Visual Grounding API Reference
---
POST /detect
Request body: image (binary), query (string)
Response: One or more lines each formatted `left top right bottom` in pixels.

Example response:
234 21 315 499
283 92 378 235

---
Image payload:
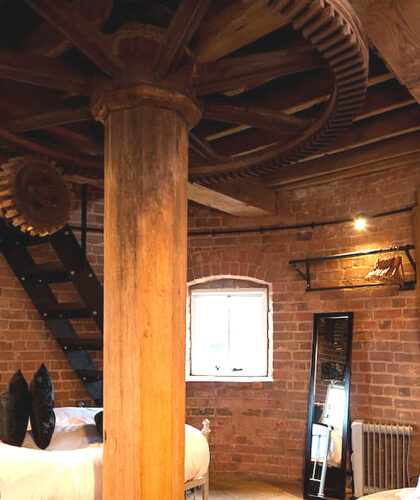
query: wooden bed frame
184 419 211 500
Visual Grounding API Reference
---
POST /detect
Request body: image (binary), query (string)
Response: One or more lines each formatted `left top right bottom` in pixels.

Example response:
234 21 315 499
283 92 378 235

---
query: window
187 283 272 381
324 383 345 429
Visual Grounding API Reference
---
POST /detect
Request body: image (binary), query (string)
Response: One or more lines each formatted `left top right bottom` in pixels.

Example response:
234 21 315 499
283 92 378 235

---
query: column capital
91 83 202 127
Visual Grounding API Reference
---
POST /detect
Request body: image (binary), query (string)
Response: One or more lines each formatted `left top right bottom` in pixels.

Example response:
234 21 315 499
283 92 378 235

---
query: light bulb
354 215 367 231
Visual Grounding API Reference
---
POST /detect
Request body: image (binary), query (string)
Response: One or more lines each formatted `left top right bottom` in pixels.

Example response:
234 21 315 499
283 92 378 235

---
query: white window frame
186 284 273 382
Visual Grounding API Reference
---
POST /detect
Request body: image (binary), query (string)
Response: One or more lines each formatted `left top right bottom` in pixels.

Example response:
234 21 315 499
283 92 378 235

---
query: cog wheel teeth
0 155 72 237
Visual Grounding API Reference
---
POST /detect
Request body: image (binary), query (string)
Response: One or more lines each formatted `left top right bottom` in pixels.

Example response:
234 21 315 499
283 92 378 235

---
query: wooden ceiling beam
0 49 93 94
350 0 420 103
275 152 420 191
193 47 323 96
193 0 291 63
188 180 275 217
0 126 103 170
203 101 310 134
189 132 227 164
8 105 92 133
264 131 420 188
202 86 416 158
25 0 122 78
198 74 407 145
24 0 113 57
301 105 420 160
153 0 211 79
46 126 103 158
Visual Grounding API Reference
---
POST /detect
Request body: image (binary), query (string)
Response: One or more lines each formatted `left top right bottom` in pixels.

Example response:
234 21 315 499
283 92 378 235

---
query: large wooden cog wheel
0 156 73 236
189 0 369 182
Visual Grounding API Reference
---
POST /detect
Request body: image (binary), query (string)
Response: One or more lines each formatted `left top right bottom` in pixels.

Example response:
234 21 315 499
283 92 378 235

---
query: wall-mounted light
354 214 368 231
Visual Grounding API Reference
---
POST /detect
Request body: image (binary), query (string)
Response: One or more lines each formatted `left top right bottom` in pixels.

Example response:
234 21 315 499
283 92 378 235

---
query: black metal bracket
289 244 416 292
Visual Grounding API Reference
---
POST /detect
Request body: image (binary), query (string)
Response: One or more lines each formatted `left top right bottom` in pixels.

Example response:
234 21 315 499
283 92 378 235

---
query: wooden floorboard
187 474 303 499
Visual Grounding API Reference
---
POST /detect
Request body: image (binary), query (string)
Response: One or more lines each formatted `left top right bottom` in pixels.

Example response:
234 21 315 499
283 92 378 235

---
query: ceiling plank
203 86 416 158
24 0 113 57
9 105 92 132
275 152 420 191
301 105 420 160
188 181 274 217
264 131 420 188
25 0 122 77
0 126 103 170
203 101 310 134
193 0 291 63
195 68 396 143
0 49 93 94
46 126 103 157
153 0 211 79
194 47 323 96
350 0 420 103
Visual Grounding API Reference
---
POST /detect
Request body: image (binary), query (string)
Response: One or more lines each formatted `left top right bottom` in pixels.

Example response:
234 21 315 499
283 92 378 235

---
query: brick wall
186 164 420 482
0 166 419 484
0 186 103 406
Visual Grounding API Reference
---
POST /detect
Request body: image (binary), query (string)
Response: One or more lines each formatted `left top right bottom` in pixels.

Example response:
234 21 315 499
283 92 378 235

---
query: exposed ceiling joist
201 76 411 146
193 0 291 63
203 101 310 134
300 105 420 160
264 131 420 188
350 0 420 103
25 0 122 78
0 49 93 94
24 0 113 57
188 181 275 217
0 126 103 170
153 0 211 79
189 132 227 164
9 106 92 133
275 152 420 191
193 47 323 96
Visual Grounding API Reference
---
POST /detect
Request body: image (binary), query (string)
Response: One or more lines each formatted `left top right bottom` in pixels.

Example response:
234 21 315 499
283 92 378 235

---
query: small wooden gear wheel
0 155 73 236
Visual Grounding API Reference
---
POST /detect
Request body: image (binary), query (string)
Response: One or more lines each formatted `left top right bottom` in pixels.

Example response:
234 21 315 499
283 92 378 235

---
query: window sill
186 375 273 383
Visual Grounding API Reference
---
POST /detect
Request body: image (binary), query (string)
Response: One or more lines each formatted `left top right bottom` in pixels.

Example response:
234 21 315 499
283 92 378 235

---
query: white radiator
352 420 413 497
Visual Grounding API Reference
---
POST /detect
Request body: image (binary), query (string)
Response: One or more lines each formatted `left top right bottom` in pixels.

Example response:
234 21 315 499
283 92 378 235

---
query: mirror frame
303 312 354 500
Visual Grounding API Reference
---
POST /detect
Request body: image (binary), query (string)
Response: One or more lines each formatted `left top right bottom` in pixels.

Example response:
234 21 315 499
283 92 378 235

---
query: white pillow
22 424 102 451
53 407 102 427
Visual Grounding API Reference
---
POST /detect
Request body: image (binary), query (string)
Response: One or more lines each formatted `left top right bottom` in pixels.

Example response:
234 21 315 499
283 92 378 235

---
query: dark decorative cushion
29 363 55 449
0 370 30 446
94 411 103 437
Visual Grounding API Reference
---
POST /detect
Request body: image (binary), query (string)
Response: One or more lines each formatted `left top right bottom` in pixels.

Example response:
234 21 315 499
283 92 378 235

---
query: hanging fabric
365 255 405 285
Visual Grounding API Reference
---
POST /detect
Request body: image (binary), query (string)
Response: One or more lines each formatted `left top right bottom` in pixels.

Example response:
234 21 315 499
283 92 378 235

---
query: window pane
229 294 267 376
191 294 229 375
189 289 268 378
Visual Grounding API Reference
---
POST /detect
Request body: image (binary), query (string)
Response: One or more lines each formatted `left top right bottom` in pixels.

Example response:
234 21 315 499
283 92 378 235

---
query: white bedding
0 407 209 500
311 423 342 467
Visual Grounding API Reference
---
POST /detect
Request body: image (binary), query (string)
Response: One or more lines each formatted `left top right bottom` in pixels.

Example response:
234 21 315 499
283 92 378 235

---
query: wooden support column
92 85 201 500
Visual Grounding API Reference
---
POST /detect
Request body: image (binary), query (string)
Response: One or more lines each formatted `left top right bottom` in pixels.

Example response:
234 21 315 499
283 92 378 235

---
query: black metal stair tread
42 302 91 318
26 262 70 283
58 337 103 351
76 369 103 381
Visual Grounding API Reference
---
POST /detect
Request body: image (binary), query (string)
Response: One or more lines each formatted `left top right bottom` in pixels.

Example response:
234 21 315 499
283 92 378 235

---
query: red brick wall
186 164 420 483
0 167 419 485
0 186 103 406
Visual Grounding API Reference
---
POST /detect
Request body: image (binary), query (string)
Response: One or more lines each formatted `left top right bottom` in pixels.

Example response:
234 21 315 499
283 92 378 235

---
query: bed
358 489 418 500
0 407 210 500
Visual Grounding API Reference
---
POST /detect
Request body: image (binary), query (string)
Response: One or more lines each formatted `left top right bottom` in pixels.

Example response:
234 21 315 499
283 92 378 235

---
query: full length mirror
304 312 354 500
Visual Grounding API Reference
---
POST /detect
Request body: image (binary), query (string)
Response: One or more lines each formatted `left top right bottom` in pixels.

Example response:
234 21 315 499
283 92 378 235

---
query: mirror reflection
304 313 353 500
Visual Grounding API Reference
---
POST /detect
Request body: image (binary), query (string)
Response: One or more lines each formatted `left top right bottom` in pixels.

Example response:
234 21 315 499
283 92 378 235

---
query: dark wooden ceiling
0 0 418 215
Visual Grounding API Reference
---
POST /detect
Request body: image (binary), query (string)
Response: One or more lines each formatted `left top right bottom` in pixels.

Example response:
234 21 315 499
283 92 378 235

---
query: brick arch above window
187 258 269 284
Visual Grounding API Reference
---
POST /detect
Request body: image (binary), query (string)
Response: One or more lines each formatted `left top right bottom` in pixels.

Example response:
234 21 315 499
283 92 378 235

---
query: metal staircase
0 220 103 405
